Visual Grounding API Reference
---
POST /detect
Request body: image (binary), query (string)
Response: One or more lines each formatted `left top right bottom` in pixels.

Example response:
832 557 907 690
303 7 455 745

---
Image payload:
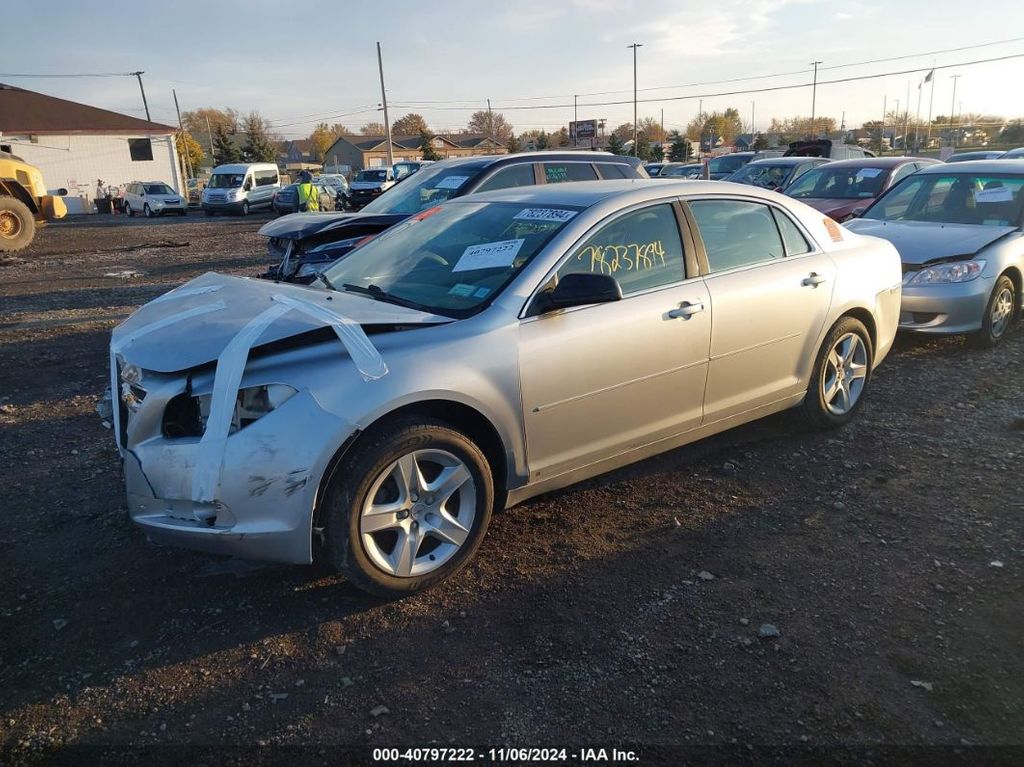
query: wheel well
312 400 510 535
0 180 38 214
841 307 877 361
1000 266 1022 315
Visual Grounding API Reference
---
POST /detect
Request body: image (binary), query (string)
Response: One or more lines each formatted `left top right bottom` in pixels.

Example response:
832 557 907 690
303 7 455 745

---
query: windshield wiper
341 283 440 314
317 271 338 291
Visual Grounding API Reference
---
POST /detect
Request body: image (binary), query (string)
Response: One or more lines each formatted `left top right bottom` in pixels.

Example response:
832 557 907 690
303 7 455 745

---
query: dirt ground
1 214 1022 760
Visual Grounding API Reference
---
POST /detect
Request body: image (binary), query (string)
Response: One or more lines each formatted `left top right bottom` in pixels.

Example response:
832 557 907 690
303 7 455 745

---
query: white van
201 162 280 216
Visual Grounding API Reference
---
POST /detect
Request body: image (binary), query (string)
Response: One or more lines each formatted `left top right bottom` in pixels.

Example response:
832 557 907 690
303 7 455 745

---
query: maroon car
782 157 941 222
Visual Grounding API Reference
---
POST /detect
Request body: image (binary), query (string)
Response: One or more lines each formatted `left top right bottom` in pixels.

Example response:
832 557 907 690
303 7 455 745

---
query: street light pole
809 60 822 136
949 75 960 150
628 43 643 156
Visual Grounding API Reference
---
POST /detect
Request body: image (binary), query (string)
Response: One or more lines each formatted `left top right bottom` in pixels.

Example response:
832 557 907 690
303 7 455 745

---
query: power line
0 71 136 78
392 51 1024 113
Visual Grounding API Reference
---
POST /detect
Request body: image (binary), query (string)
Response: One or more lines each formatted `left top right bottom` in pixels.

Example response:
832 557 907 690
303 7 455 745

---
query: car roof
430 151 636 170
809 156 926 169
458 178 785 208
743 157 826 166
917 158 1024 174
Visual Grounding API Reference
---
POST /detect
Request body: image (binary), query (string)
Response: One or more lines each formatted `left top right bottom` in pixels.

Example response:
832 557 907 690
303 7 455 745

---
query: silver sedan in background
109 180 901 597
846 160 1024 347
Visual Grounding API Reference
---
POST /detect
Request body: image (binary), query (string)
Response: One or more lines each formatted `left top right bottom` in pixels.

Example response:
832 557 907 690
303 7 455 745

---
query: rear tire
322 417 494 598
802 316 873 430
0 196 35 253
969 275 1016 349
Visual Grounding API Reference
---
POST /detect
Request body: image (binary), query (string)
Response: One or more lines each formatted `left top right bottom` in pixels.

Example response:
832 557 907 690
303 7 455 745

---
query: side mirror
535 273 623 313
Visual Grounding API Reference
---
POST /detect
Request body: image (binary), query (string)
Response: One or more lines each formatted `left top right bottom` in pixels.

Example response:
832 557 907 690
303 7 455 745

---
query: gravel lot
1 214 1022 758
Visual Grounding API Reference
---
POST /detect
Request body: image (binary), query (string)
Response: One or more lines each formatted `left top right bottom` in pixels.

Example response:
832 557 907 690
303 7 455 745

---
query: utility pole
751 101 755 139
949 74 960 149
628 43 643 156
574 94 578 146
914 79 923 154
131 71 150 121
809 60 822 136
660 108 664 145
893 98 900 155
172 88 192 183
205 115 215 165
880 95 887 154
376 42 394 168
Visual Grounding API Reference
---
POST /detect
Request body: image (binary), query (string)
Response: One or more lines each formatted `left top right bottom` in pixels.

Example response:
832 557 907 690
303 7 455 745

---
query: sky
6 0 1024 140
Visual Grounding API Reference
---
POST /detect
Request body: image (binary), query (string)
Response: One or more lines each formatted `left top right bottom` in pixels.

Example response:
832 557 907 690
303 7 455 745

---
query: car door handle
668 301 705 319
801 272 827 287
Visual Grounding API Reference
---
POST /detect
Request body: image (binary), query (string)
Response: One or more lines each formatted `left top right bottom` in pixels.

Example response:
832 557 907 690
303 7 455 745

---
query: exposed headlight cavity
163 384 297 438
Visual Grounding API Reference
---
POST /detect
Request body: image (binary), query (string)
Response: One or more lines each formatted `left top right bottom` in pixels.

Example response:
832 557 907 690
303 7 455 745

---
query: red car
782 157 941 222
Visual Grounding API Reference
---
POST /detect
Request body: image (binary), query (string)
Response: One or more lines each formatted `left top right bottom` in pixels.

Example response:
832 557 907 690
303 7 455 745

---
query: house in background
279 139 321 173
323 133 507 172
0 83 181 203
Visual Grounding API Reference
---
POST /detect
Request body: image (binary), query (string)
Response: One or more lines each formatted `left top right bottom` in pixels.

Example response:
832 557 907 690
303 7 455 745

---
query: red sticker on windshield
412 206 443 222
823 218 843 242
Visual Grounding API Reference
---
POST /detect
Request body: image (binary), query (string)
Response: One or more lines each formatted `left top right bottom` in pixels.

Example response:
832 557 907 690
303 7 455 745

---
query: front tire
239 201 250 216
125 202 134 217
144 204 153 218
322 417 494 598
0 196 35 252
969 275 1016 349
802 316 873 429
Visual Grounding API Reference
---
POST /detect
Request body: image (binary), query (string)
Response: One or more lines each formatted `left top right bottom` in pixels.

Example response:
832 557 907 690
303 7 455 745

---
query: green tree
634 138 653 161
535 130 549 150
607 133 625 155
752 134 770 151
666 130 692 162
213 124 241 164
175 131 205 174
550 127 570 148
505 133 522 153
242 112 277 163
420 129 442 161
392 113 429 136
650 143 664 161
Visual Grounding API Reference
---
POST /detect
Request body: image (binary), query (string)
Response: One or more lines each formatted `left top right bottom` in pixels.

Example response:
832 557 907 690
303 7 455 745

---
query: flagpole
925 63 936 149
903 80 911 155
914 79 923 153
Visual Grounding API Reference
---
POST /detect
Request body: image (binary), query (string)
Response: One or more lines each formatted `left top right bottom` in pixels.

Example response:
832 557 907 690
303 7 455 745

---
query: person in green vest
296 170 320 213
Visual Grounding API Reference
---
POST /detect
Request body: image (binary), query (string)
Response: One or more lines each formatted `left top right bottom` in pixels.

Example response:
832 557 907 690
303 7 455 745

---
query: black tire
322 417 494 598
802 316 874 430
178 209 187 217
239 201 249 216
144 204 153 218
205 209 215 217
125 202 134 217
0 196 35 252
969 274 1016 349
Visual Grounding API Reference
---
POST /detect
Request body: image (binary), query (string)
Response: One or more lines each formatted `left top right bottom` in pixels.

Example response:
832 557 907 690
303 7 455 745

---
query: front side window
864 173 1024 226
128 139 154 162
543 162 598 184
475 164 537 193
786 166 889 200
321 201 578 318
689 199 785 272
555 203 685 295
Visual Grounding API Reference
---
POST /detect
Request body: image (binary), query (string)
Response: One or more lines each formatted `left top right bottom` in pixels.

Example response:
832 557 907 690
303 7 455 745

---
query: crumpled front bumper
898 275 995 335
123 387 355 564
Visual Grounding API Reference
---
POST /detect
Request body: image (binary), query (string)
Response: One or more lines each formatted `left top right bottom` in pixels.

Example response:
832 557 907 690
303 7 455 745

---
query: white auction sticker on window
453 239 525 272
514 207 578 223
976 186 1013 203
435 175 470 190
858 168 883 178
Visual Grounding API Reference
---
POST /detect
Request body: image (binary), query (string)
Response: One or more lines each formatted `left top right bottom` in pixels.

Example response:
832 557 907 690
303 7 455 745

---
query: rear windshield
708 155 750 174
361 163 485 215
208 173 245 189
864 173 1024 227
786 166 889 200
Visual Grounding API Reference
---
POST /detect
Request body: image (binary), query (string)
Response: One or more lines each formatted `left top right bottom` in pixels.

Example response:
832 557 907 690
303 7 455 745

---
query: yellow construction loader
0 149 67 252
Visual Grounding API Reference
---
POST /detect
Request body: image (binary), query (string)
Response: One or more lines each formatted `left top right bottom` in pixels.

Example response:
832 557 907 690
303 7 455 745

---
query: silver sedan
109 180 901 596
846 160 1024 347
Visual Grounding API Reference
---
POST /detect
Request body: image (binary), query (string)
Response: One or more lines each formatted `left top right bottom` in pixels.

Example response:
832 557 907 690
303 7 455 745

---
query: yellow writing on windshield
576 240 668 275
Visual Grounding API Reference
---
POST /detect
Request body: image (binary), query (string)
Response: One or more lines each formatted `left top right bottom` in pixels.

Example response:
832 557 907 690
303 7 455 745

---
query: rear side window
255 169 278 186
556 203 685 295
543 162 598 184
689 199 785 272
771 208 812 256
596 163 631 179
475 164 536 193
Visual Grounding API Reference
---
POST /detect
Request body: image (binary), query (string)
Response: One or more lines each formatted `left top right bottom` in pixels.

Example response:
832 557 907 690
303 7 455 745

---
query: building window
128 138 154 162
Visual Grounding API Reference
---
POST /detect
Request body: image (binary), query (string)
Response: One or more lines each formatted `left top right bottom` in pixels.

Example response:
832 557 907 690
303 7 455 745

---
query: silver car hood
112 272 448 373
845 219 1018 264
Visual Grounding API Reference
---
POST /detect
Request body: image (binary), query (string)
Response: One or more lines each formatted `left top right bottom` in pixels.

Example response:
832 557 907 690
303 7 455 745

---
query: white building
0 83 181 207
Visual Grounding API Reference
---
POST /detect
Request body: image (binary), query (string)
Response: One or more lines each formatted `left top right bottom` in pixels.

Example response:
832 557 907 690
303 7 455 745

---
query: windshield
786 166 888 199
356 170 388 183
708 155 750 174
662 165 700 178
361 163 482 215
728 163 792 188
209 173 245 189
321 201 579 317
864 172 1024 227
144 183 175 195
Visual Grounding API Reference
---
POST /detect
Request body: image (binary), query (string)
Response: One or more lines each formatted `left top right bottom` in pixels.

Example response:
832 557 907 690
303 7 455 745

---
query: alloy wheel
821 332 868 416
990 286 1014 339
359 449 476 578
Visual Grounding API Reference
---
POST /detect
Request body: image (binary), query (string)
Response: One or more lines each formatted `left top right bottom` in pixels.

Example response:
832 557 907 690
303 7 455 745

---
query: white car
124 182 187 217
